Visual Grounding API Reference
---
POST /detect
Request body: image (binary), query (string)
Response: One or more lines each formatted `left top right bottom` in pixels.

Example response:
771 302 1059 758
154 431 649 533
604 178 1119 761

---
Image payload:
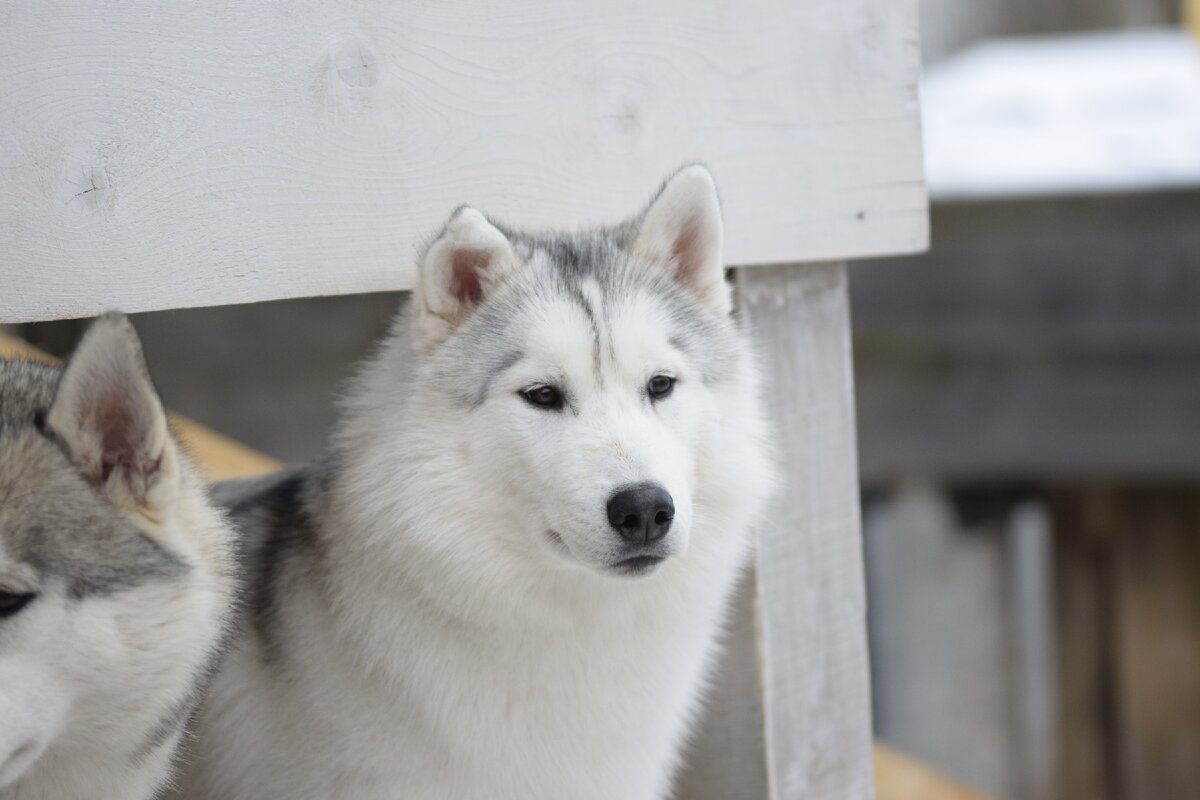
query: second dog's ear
47 313 179 518
415 207 519 347
633 165 730 315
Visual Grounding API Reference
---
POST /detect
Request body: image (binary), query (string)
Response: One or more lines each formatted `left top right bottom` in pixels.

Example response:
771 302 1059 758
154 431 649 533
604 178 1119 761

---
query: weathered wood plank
739 263 874 799
1051 487 1200 800
0 0 926 322
1108 490 1200 800
853 192 1200 482
864 483 1017 797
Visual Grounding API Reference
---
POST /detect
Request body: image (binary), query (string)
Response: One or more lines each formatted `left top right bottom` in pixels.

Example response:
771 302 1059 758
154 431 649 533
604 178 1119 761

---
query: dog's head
409 166 741 578
0 316 226 791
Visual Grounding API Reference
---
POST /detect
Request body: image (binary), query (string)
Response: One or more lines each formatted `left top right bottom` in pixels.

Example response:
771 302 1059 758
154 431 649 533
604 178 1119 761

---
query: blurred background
858 3 1199 800
7 2 1199 798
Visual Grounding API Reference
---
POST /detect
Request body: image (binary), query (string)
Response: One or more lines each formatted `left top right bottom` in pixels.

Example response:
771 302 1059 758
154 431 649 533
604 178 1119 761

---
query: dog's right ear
415 207 519 348
47 313 180 519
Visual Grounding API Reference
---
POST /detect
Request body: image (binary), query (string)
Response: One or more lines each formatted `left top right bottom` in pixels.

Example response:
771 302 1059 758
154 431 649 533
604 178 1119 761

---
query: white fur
0 316 237 800
181 168 772 799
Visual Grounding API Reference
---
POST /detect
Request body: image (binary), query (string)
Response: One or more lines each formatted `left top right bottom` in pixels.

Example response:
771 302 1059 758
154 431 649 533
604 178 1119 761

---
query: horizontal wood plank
852 192 1200 482
0 0 926 321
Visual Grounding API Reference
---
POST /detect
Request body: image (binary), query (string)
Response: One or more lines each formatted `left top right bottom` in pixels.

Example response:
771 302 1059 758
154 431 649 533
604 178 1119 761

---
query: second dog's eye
521 385 564 410
0 591 36 619
647 375 675 400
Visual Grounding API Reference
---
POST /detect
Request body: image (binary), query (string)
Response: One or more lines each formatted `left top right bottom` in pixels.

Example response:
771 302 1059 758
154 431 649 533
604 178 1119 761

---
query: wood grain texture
0 0 926 322
739 263 874 799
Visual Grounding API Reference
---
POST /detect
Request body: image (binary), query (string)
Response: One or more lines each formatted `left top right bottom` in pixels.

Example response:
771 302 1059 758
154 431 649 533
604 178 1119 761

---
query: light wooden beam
0 0 926 322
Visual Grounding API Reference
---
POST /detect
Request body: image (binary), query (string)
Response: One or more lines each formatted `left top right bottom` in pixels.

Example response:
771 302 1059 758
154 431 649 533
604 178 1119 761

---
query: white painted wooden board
0 0 926 321
739 263 875 799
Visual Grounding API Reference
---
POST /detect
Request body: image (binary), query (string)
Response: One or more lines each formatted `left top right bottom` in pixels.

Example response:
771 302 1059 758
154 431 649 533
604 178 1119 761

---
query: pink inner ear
450 249 491 305
96 400 136 482
671 219 700 282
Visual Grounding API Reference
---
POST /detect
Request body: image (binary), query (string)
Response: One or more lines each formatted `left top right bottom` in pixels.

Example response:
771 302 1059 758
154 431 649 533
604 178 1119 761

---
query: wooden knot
335 41 378 88
66 165 109 209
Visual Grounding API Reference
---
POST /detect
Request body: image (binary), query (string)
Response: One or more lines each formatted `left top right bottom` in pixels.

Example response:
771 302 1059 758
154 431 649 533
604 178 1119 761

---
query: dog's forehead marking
457 228 739 405
567 277 607 382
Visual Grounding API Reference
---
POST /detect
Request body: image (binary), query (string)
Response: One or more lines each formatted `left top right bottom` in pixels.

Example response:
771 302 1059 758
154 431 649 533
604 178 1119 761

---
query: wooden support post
739 262 875 799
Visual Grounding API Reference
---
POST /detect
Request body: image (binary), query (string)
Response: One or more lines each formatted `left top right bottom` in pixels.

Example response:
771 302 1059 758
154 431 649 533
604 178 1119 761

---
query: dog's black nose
607 484 674 544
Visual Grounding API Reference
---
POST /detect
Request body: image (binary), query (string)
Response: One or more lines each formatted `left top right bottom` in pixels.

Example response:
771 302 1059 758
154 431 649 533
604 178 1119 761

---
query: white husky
0 314 237 800
180 165 772 799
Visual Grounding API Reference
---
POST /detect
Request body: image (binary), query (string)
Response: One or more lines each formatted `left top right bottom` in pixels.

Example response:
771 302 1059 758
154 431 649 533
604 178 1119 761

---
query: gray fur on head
0 342 185 599
413 164 739 409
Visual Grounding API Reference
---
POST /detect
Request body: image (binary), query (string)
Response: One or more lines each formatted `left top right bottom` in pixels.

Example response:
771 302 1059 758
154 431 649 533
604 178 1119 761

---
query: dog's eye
0 591 36 619
647 375 675 400
521 385 564 411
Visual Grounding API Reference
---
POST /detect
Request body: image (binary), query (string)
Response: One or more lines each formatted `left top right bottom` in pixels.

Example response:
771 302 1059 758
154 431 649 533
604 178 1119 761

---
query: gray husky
0 314 237 800
179 165 772 799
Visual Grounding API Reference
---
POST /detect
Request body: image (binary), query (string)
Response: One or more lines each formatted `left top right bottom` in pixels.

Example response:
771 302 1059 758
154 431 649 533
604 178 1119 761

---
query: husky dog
180 165 772 800
0 315 237 800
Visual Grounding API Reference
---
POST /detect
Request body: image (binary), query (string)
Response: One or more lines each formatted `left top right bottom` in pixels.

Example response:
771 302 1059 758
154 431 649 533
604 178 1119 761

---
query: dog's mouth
610 554 667 576
545 531 668 577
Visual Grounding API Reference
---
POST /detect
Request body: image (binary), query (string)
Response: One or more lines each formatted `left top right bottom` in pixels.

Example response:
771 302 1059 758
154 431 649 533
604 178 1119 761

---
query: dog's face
413 167 739 577
0 318 192 791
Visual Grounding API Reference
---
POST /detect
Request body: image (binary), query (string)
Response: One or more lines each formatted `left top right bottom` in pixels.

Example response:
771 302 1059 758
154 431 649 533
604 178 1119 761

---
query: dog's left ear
47 313 179 519
633 165 730 315
415 207 519 348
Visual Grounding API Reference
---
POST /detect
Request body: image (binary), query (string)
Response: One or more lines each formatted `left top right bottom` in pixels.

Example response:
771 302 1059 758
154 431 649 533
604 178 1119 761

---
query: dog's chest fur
182 465 748 800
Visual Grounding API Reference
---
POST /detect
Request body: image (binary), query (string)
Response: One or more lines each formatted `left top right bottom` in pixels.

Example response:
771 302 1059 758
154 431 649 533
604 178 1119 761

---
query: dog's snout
606 484 674 545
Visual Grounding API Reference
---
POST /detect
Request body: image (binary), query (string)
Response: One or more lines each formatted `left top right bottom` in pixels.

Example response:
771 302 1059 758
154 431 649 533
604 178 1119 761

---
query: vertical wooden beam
738 262 874 799
1052 486 1200 800
1109 489 1200 800
1006 501 1058 800
1052 488 1121 800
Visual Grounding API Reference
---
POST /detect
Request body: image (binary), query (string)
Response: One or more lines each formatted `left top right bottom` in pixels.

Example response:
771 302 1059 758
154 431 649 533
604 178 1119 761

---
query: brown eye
521 385 564 410
647 375 675 400
0 591 36 619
